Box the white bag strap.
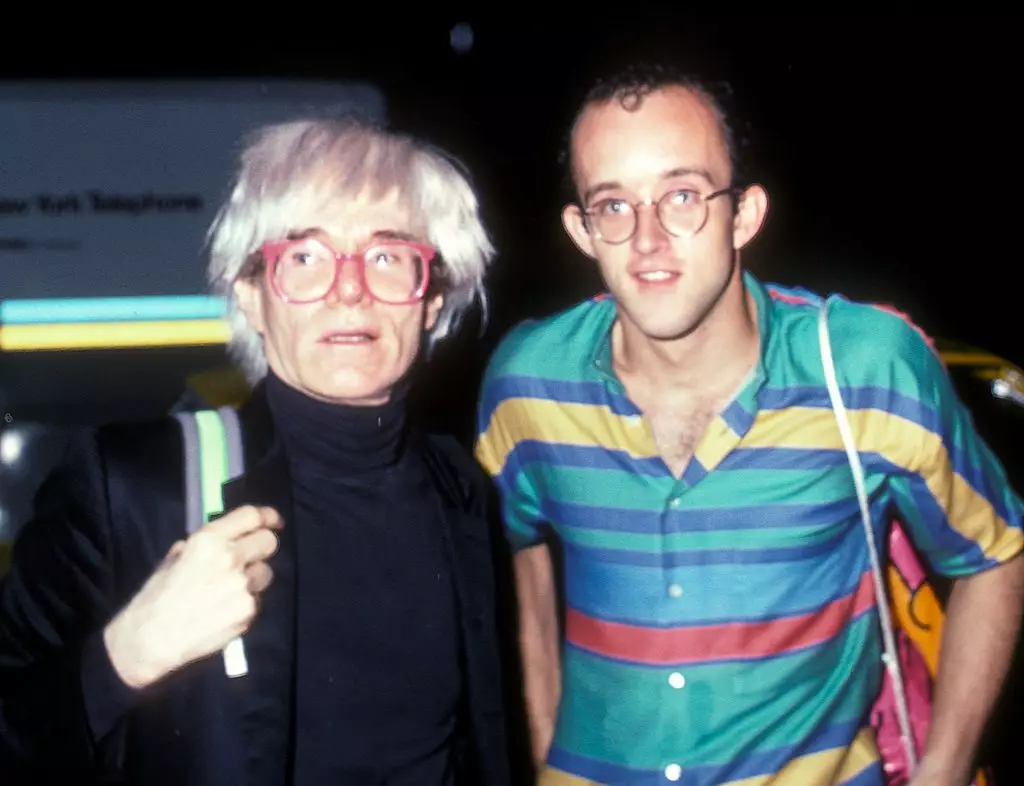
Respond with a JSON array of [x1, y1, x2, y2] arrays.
[[817, 300, 918, 773]]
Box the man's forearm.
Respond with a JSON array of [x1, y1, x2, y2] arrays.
[[514, 545, 563, 765], [917, 553, 1024, 782]]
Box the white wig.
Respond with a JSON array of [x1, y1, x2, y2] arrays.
[[207, 116, 495, 382]]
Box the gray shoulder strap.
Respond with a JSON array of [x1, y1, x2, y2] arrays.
[[173, 411, 205, 536]]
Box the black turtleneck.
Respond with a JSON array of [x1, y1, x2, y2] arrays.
[[265, 373, 462, 786]]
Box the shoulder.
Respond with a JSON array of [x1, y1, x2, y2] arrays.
[[14, 417, 185, 577], [762, 280, 943, 390], [92, 416, 185, 481], [823, 295, 945, 390], [419, 431, 492, 516], [477, 297, 614, 432], [481, 296, 614, 385]]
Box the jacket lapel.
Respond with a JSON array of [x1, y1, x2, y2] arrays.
[[219, 385, 298, 786]]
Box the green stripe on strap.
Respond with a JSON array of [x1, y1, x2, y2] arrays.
[[194, 410, 229, 522]]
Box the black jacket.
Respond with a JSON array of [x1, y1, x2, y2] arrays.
[[0, 385, 512, 786]]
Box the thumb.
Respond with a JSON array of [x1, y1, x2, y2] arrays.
[[164, 540, 187, 563]]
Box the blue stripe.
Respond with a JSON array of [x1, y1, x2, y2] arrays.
[[478, 374, 639, 423], [719, 446, 851, 471], [759, 385, 942, 433], [680, 720, 862, 785], [565, 566, 870, 631], [722, 399, 756, 434], [840, 761, 885, 786], [562, 551, 871, 626], [680, 457, 708, 487], [561, 525, 847, 567], [547, 496, 862, 534], [497, 442, 665, 493], [0, 295, 227, 324], [547, 746, 656, 785]]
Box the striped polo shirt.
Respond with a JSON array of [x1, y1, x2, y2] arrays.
[[475, 271, 1024, 786]]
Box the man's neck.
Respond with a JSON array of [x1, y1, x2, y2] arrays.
[[612, 274, 760, 395]]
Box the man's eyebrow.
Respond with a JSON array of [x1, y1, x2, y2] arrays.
[[285, 227, 326, 240], [372, 229, 419, 242], [284, 228, 420, 243], [582, 166, 718, 205]]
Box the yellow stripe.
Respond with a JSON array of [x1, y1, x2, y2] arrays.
[[0, 319, 231, 350], [743, 407, 1023, 562], [723, 727, 879, 785], [537, 766, 600, 785], [476, 398, 657, 477]]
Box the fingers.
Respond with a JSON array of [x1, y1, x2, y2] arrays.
[[163, 540, 187, 564], [245, 562, 274, 595], [233, 527, 279, 567], [206, 505, 283, 540]]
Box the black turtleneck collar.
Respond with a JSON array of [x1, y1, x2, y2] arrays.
[[265, 371, 407, 472]]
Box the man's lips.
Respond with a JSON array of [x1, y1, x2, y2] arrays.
[[631, 269, 681, 283], [318, 329, 379, 344]]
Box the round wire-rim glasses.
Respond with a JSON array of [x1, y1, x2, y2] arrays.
[[582, 187, 740, 244]]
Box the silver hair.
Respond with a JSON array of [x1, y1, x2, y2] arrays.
[[206, 116, 495, 382]]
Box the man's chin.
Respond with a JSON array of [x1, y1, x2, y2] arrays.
[[302, 373, 393, 407]]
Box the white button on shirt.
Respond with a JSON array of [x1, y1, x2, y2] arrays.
[[664, 763, 682, 781], [668, 672, 686, 689], [667, 583, 683, 598]]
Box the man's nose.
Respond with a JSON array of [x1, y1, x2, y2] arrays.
[[325, 256, 367, 306], [631, 202, 669, 255]]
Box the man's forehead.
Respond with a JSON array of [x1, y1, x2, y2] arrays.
[[573, 86, 731, 190], [295, 185, 423, 239]]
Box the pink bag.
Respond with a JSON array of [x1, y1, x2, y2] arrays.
[[869, 528, 935, 786]]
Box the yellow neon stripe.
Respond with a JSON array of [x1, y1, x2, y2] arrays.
[[0, 319, 230, 350], [939, 351, 1006, 367]]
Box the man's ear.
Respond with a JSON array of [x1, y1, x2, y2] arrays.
[[732, 184, 770, 251], [561, 203, 599, 259], [233, 276, 266, 335], [423, 291, 444, 333]]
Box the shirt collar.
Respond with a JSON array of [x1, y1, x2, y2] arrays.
[[589, 270, 774, 438]]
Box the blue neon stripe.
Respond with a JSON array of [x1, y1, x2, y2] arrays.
[[0, 295, 227, 324]]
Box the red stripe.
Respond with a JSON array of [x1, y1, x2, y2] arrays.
[[566, 571, 876, 665], [870, 302, 937, 350], [766, 287, 815, 306]]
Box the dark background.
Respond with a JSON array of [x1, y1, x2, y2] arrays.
[[2, 15, 1015, 364], [1, 12, 1020, 781]]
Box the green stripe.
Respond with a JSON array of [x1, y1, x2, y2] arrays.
[[194, 410, 229, 522]]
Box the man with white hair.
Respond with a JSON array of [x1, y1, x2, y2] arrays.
[[0, 117, 512, 786]]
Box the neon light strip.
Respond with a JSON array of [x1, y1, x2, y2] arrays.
[[0, 295, 227, 324], [939, 351, 1006, 367], [0, 320, 230, 351]]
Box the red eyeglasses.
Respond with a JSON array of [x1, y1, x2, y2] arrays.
[[261, 237, 438, 305]]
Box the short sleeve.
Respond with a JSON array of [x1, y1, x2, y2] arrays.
[[833, 301, 1024, 576], [475, 334, 548, 552]]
